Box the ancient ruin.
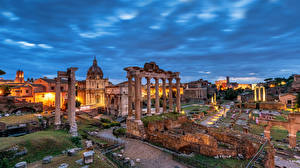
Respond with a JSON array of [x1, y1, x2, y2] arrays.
[[263, 113, 300, 148], [124, 62, 181, 138], [55, 67, 78, 136], [254, 85, 266, 102]]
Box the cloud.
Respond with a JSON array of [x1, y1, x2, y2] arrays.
[[0, 0, 300, 84], [2, 11, 19, 21], [118, 10, 138, 20], [37, 44, 53, 49], [199, 71, 211, 74], [4, 39, 52, 49]]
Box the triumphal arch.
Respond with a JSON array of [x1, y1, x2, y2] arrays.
[[124, 62, 181, 138], [54, 67, 78, 136]]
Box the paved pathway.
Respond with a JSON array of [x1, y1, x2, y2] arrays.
[[98, 128, 187, 168], [200, 105, 229, 127]]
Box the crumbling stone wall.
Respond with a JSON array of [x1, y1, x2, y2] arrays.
[[144, 116, 264, 160]]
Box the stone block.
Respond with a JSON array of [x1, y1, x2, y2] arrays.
[[42, 156, 53, 164], [58, 163, 69, 168], [83, 151, 94, 164], [14, 161, 27, 168]]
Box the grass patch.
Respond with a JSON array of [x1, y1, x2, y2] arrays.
[[174, 154, 248, 168], [0, 130, 76, 167], [249, 124, 264, 136], [270, 126, 288, 141], [29, 150, 113, 168], [273, 115, 288, 122], [0, 114, 39, 126], [141, 112, 184, 127]]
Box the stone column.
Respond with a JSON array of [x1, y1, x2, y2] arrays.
[[162, 78, 167, 113], [155, 78, 160, 114], [289, 130, 297, 148], [68, 67, 78, 137], [176, 78, 181, 113], [134, 75, 142, 121], [258, 87, 261, 101], [168, 78, 173, 112], [264, 125, 271, 140], [263, 87, 266, 102], [146, 77, 152, 115], [55, 77, 61, 129], [254, 87, 257, 101], [127, 76, 133, 119]]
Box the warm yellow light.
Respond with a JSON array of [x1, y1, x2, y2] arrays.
[[211, 118, 218, 121], [181, 110, 185, 114], [45, 93, 55, 100], [207, 122, 214, 125]]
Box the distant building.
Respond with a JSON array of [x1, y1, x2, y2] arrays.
[[183, 79, 211, 103], [77, 57, 110, 108], [215, 76, 251, 90], [291, 75, 300, 92], [279, 93, 297, 109]]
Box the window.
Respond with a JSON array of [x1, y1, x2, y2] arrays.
[[51, 86, 55, 90], [287, 100, 292, 105], [26, 90, 29, 93], [61, 87, 64, 91]]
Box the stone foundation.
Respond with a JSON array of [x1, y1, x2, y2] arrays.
[[126, 119, 146, 139]]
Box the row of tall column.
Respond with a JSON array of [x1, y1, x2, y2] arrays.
[[127, 75, 181, 121], [54, 68, 78, 137], [254, 86, 266, 102]]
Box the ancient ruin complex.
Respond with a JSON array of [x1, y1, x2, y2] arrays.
[[124, 62, 181, 138]]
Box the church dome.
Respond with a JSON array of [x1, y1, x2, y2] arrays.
[[87, 57, 103, 80]]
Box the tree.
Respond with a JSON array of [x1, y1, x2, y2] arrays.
[[296, 93, 300, 110], [224, 88, 238, 100], [0, 69, 5, 76], [0, 85, 10, 96]]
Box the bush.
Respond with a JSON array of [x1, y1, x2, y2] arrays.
[[113, 128, 126, 137], [70, 136, 82, 147], [100, 118, 111, 123]]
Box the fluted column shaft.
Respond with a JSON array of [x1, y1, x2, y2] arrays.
[[127, 76, 133, 118], [135, 75, 141, 120], [55, 77, 61, 128], [176, 78, 181, 113], [155, 78, 160, 114], [168, 78, 173, 112], [68, 68, 78, 136], [162, 78, 167, 113], [146, 77, 151, 115]]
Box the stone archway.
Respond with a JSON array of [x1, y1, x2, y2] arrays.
[[264, 113, 300, 148]]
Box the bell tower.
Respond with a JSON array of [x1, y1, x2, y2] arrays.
[[15, 70, 24, 83]]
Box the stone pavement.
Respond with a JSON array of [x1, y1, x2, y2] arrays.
[[98, 128, 187, 168]]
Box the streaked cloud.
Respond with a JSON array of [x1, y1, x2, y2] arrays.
[[0, 0, 299, 84], [1, 11, 19, 21]]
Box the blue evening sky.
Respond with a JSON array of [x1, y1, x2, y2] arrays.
[[0, 0, 300, 84]]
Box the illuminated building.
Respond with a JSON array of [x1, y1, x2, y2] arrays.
[[76, 57, 110, 107]]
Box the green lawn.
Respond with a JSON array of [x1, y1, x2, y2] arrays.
[[174, 154, 249, 168], [0, 130, 76, 167], [142, 112, 184, 127], [0, 114, 39, 125]]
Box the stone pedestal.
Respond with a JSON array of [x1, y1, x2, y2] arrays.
[[289, 134, 297, 148], [126, 118, 146, 139]]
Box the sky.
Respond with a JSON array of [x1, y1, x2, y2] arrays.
[[1, 0, 300, 84]]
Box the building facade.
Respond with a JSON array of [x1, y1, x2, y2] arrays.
[[77, 57, 110, 108]]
